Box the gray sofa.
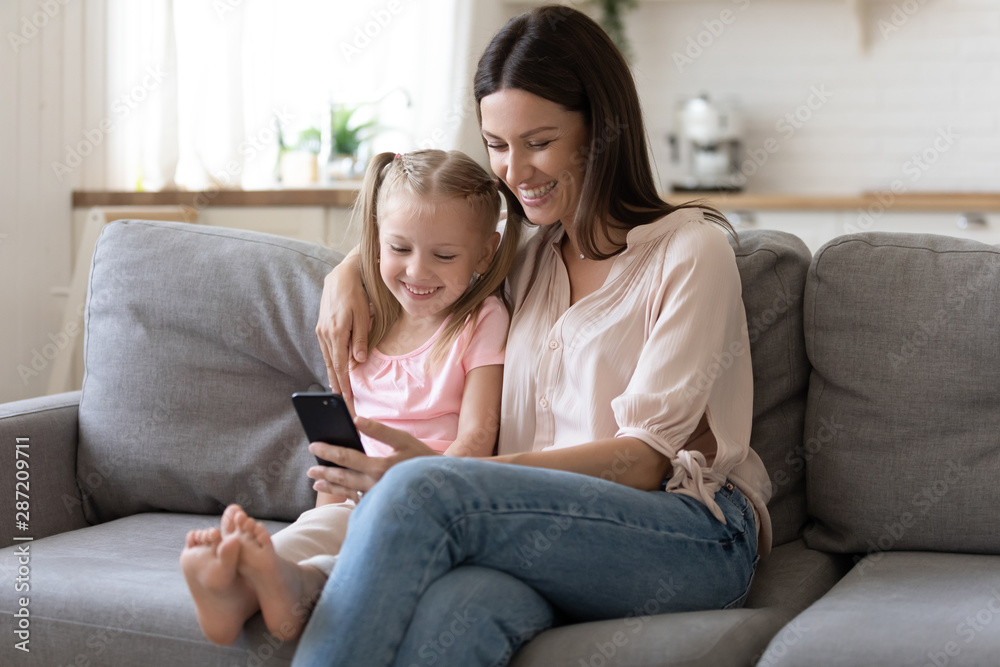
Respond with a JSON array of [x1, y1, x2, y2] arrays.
[[1, 219, 997, 666]]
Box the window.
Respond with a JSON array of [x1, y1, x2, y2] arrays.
[[106, 0, 478, 191]]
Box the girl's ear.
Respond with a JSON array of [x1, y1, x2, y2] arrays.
[[476, 231, 502, 274]]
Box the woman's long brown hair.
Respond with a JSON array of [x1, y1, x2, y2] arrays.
[[473, 4, 736, 260]]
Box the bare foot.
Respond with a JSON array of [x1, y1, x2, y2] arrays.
[[235, 513, 328, 641], [180, 505, 261, 645]]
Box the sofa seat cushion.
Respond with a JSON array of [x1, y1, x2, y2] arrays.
[[0, 513, 296, 667], [802, 233, 1000, 554], [758, 551, 1000, 667], [744, 538, 853, 615], [510, 606, 793, 667], [0, 512, 816, 667], [78, 221, 342, 523]]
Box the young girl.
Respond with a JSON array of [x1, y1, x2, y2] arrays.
[[179, 149, 522, 646]]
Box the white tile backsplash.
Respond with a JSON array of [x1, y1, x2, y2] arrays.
[[630, 0, 1000, 194]]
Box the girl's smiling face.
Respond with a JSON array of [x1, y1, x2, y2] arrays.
[[480, 88, 590, 230], [378, 193, 499, 324]]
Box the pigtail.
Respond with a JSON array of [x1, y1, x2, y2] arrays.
[[357, 152, 402, 358], [428, 166, 522, 367], [484, 186, 523, 317]]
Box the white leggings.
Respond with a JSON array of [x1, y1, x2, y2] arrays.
[[270, 499, 357, 577]]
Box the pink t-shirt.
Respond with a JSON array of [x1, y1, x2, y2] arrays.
[[350, 295, 509, 457]]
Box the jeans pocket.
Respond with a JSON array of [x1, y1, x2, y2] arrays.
[[717, 481, 751, 525]]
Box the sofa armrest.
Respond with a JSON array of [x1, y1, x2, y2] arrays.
[[0, 391, 89, 548]]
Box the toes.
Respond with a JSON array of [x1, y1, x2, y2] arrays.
[[240, 519, 270, 549], [222, 504, 244, 535], [252, 522, 272, 549], [237, 517, 263, 547], [186, 528, 221, 548], [237, 513, 260, 537]]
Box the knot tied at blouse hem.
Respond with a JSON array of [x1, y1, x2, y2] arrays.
[[665, 449, 728, 524]]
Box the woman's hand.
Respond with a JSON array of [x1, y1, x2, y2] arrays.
[[315, 253, 370, 405], [306, 417, 440, 501]]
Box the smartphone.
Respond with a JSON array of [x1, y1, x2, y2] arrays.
[[291, 392, 365, 467]]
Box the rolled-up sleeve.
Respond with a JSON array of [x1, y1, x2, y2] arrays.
[[612, 225, 753, 520], [500, 212, 765, 547]]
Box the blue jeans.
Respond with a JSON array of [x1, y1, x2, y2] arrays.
[[291, 456, 758, 667]]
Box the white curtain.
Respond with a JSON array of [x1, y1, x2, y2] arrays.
[[104, 0, 484, 191]]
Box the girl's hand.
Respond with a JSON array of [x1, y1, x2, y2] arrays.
[[315, 254, 370, 405], [306, 417, 439, 500]]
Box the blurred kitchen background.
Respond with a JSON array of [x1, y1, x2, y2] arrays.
[[2, 0, 998, 401]]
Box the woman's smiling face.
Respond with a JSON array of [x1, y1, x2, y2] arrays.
[[480, 88, 589, 229]]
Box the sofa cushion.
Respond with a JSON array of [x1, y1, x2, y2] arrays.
[[78, 221, 340, 523], [511, 606, 792, 667], [757, 551, 1000, 667], [730, 230, 813, 547], [0, 514, 295, 666], [801, 232, 1000, 554], [0, 515, 793, 667], [744, 538, 852, 615]]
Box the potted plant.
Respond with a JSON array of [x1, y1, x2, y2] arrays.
[[591, 0, 637, 61], [327, 103, 378, 180], [278, 125, 323, 186]]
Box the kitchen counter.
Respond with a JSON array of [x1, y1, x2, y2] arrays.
[[72, 189, 1000, 212], [72, 184, 362, 209], [675, 192, 1000, 213]]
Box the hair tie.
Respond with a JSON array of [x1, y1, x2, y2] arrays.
[[492, 178, 499, 187], [394, 153, 402, 160]]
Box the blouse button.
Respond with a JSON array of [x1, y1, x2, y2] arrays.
[[539, 397, 550, 409], [548, 340, 559, 350]]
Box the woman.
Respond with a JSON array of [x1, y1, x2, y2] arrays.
[[298, 5, 772, 666]]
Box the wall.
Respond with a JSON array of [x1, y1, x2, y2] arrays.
[[608, 0, 1000, 252], [622, 0, 1000, 194], [3, 0, 998, 401], [1, 0, 108, 402]]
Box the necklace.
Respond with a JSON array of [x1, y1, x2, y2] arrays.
[[562, 235, 585, 260]]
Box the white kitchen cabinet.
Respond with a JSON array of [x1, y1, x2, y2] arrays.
[[717, 210, 842, 255], [716, 209, 1000, 255], [198, 207, 359, 255], [838, 212, 1000, 248]]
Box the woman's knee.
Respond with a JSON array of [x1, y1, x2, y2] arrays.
[[386, 455, 461, 485], [358, 456, 467, 521], [379, 456, 464, 501]]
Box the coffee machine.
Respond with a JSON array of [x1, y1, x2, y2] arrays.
[[668, 94, 743, 192]]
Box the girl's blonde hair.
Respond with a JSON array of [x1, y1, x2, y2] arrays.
[[356, 149, 521, 364]]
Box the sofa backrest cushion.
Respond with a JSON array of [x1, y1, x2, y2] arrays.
[[730, 229, 812, 547], [802, 232, 1000, 554], [78, 221, 339, 523]]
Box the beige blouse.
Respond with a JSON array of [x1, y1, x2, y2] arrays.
[[497, 207, 773, 556]]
